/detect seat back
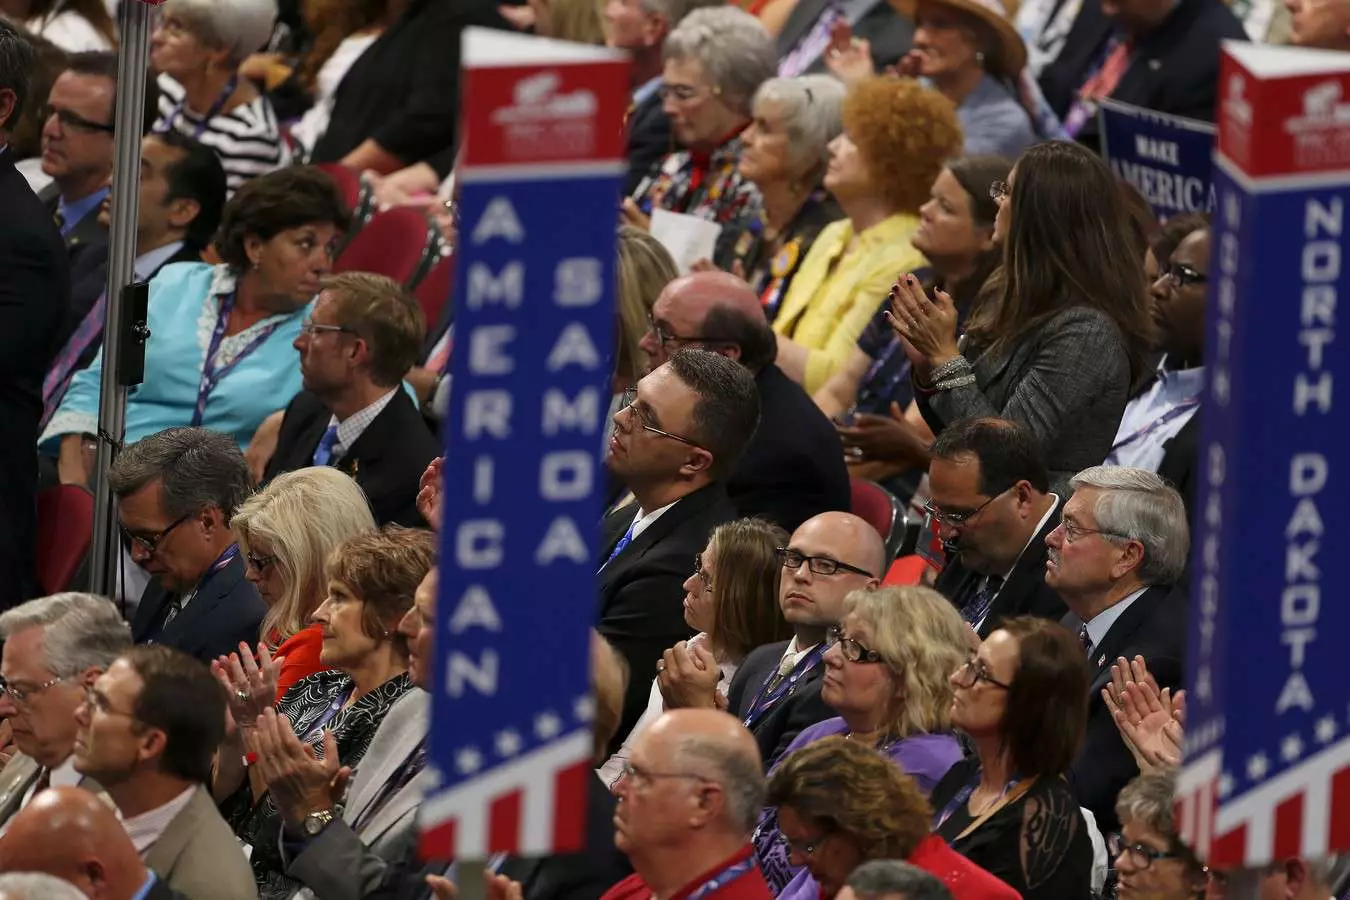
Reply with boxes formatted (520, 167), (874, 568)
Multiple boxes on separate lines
(412, 253), (456, 329)
(333, 208), (435, 287)
(849, 477), (909, 566)
(35, 485), (95, 595)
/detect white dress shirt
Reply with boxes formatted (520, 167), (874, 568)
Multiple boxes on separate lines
(326, 388), (398, 462)
(626, 501), (677, 543)
(121, 784), (197, 853)
(1105, 360), (1204, 472)
(18, 755), (82, 814)
(972, 494), (1062, 633)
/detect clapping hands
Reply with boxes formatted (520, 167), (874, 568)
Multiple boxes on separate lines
(1103, 655), (1185, 772)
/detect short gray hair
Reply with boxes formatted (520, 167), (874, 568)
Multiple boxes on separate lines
(638, 0), (725, 30)
(108, 427), (254, 520)
(663, 8), (776, 118)
(847, 861), (953, 900)
(0, 594), (132, 679)
(1115, 768), (1179, 840)
(753, 75), (845, 177)
(676, 734), (765, 834)
(163, 0), (278, 65)
(0, 873), (88, 900)
(1069, 466), (1189, 585)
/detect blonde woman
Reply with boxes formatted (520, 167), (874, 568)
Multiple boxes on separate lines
(753, 584), (970, 892)
(229, 466), (377, 699)
(615, 225), (679, 391)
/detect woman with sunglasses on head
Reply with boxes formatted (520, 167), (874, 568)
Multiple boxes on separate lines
(228, 466), (377, 700)
(600, 517), (792, 786)
(754, 586), (969, 894)
(931, 615), (1094, 900)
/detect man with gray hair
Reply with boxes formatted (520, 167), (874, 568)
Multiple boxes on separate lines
(837, 861), (953, 900)
(0, 873), (88, 900)
(1045, 465), (1190, 836)
(0, 592), (131, 827)
(603, 709), (770, 900)
(109, 426), (265, 664)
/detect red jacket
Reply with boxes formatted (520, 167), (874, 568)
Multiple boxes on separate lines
(910, 834), (1023, 900)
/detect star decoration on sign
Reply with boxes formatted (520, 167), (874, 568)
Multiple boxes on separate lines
(456, 746), (483, 774)
(535, 711), (563, 740)
(495, 729), (523, 758)
(1247, 752), (1269, 781)
(1281, 734), (1305, 763)
(1218, 771), (1235, 799)
(1316, 715), (1337, 745)
(574, 694), (596, 723)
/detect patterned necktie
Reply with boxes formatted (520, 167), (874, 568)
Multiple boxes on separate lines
(31, 767), (51, 797)
(312, 424), (340, 466)
(42, 289), (109, 431)
(960, 575), (1004, 627)
(1078, 624), (1095, 661)
(599, 522), (636, 573)
(52, 207), (65, 233)
(778, 2), (845, 77)
(765, 651), (797, 692)
(1062, 36), (1133, 137)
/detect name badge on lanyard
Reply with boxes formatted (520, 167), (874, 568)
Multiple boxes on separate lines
(741, 643), (827, 729)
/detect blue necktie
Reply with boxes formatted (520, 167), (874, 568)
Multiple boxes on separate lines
(312, 424), (340, 466)
(960, 575), (1004, 627)
(599, 523), (636, 573)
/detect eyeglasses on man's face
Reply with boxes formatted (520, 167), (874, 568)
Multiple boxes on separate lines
(776, 548), (874, 579)
(298, 318), (354, 339)
(120, 512), (192, 555)
(618, 759), (711, 790)
(618, 388), (705, 450)
(643, 312), (732, 349)
(1057, 519), (1130, 544)
(0, 674), (66, 707)
(43, 105), (115, 135)
(953, 655), (1011, 691)
(923, 488), (1006, 528)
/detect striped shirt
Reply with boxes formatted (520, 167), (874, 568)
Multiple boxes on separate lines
(155, 73), (290, 196)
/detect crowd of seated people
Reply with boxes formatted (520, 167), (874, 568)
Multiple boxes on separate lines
(0, 0), (1344, 894)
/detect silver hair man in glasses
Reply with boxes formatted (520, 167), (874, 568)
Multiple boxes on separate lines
(0, 592), (130, 829)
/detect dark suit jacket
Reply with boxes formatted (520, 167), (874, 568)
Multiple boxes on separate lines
(725, 639), (835, 770)
(1157, 411), (1200, 528)
(1038, 0), (1247, 150)
(934, 499), (1067, 639)
(39, 184), (106, 262)
(775, 0), (914, 74)
(598, 483), (736, 745)
(264, 389), (441, 527)
(626, 88), (671, 198)
(131, 552), (267, 664)
(1063, 584), (1186, 835)
(0, 150), (70, 610)
(727, 364), (851, 533)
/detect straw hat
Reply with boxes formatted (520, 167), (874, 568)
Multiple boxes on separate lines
(889, 0), (1028, 81)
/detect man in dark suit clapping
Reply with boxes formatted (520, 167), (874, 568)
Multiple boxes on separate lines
(0, 21), (71, 610)
(929, 417), (1067, 639)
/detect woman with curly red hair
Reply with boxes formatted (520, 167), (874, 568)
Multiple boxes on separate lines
(772, 77), (962, 394)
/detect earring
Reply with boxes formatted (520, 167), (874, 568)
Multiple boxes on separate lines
(975, 50), (986, 65)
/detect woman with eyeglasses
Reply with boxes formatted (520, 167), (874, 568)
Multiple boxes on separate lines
(929, 615), (1094, 900)
(599, 518), (792, 786)
(227, 466), (377, 700)
(1113, 770), (1206, 900)
(42, 167), (350, 489)
(213, 525), (434, 899)
(754, 586), (969, 894)
(765, 737), (1020, 900)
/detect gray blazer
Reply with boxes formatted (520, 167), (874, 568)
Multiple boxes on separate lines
(285, 690), (433, 900)
(144, 786), (258, 900)
(0, 754), (109, 827)
(918, 305), (1132, 493)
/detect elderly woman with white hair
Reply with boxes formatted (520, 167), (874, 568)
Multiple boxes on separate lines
(722, 74), (845, 322)
(150, 0), (290, 195)
(622, 6), (778, 270)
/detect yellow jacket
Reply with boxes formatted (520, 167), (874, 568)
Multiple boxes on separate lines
(772, 213), (926, 393)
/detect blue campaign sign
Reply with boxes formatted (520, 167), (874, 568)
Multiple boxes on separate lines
(418, 30), (629, 862)
(1098, 99), (1217, 218)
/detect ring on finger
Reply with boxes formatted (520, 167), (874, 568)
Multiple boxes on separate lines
(236, 689), (250, 702)
(656, 660), (666, 673)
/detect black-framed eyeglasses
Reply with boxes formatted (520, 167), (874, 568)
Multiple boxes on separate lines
(923, 488), (1006, 528)
(0, 675), (66, 706)
(120, 513), (192, 555)
(245, 552), (277, 573)
(657, 83), (714, 103)
(1058, 520), (1131, 544)
(776, 831), (829, 858)
(299, 318), (355, 339)
(619, 760), (711, 788)
(775, 548), (874, 579)
(828, 625), (884, 664)
(644, 312), (732, 349)
(618, 387), (706, 450)
(1161, 262), (1207, 289)
(692, 553), (713, 591)
(953, 655), (1011, 690)
(1119, 841), (1185, 870)
(989, 180), (1010, 203)
(42, 105), (116, 135)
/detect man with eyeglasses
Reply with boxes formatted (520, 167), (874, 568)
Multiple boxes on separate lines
(109, 427), (265, 665)
(1106, 225), (1209, 524)
(37, 52), (117, 259)
(723, 511), (884, 769)
(634, 271), (850, 533)
(68, 645), (255, 897)
(601, 349), (761, 747)
(262, 272), (439, 526)
(0, 592), (130, 829)
(1045, 465), (1189, 836)
(928, 417), (1066, 639)
(604, 709), (772, 900)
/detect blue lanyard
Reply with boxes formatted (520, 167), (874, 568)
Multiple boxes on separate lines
(191, 291), (281, 427)
(934, 770), (1020, 832)
(157, 74), (239, 140)
(1109, 397), (1201, 454)
(685, 857), (757, 900)
(741, 644), (827, 730)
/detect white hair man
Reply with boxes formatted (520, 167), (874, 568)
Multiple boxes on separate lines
(0, 873), (88, 900)
(1045, 466), (1190, 836)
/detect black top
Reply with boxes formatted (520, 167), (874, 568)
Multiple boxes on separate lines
(930, 757), (1094, 900)
(311, 0), (510, 166)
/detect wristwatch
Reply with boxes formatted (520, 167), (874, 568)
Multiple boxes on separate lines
(301, 808), (335, 837)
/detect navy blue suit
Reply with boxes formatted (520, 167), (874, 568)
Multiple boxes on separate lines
(131, 551), (266, 663)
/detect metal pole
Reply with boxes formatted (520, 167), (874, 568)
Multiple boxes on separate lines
(89, 1), (154, 597)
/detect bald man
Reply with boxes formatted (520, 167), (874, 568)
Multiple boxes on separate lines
(634, 272), (850, 534)
(603, 710), (771, 900)
(719, 511), (886, 769)
(0, 787), (178, 900)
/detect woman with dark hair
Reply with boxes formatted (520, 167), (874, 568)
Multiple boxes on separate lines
(766, 737), (1019, 900)
(890, 140), (1153, 492)
(43, 166), (349, 486)
(599, 517), (792, 783)
(8, 0), (115, 51)
(929, 615), (1094, 899)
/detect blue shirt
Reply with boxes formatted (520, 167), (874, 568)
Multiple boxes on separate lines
(955, 75), (1039, 159)
(130, 871), (157, 900)
(57, 186), (109, 236)
(632, 76), (662, 108)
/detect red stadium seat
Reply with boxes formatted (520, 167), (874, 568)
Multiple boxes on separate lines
(412, 253), (455, 328)
(35, 484), (94, 595)
(849, 477), (908, 566)
(315, 162), (362, 211)
(334, 208), (435, 287)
